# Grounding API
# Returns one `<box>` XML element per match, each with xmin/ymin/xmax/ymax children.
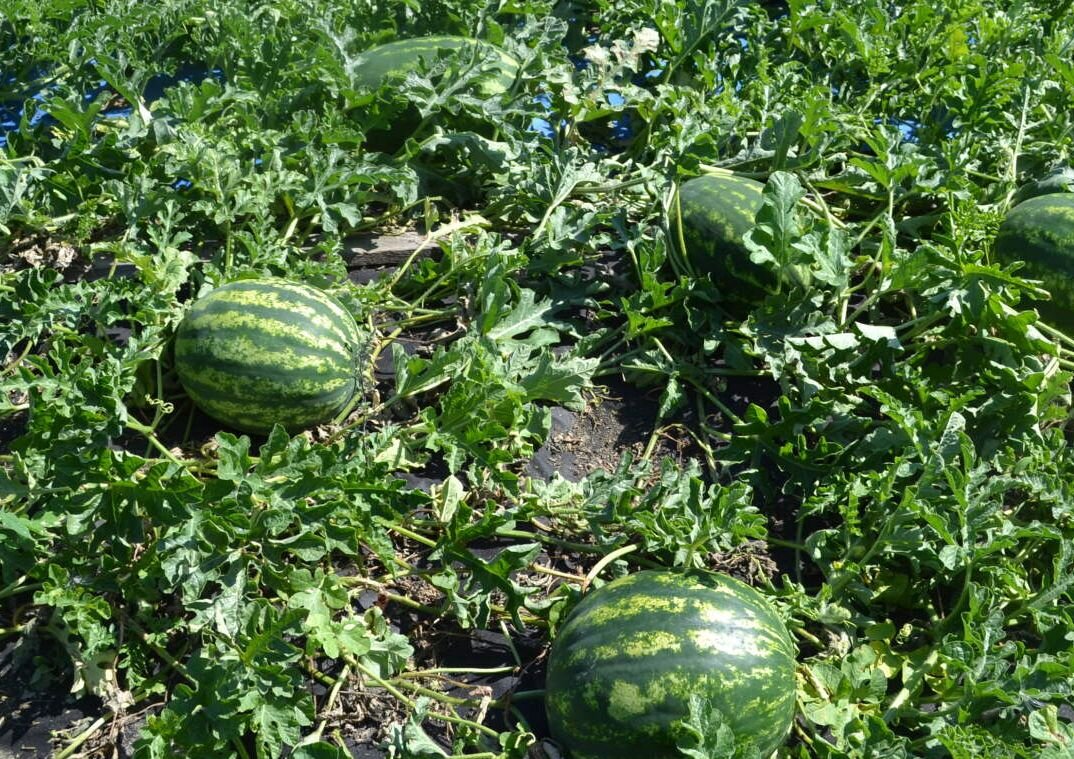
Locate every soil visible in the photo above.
<box><xmin>525</xmin><ymin>382</ymin><xmax>674</xmax><ymax>483</ymax></box>
<box><xmin>0</xmin><ymin>639</ymin><xmax>104</xmax><ymax>758</ymax></box>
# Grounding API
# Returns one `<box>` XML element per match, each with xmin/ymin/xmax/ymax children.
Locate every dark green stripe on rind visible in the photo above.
<box><xmin>353</xmin><ymin>35</ymin><xmax>519</xmax><ymax>96</ymax></box>
<box><xmin>188</xmin><ymin>281</ymin><xmax>358</xmax><ymax>350</ymax></box>
<box><xmin>179</xmin><ymin>375</ymin><xmax>353</xmax><ymax>434</ymax></box>
<box><xmin>545</xmin><ymin>571</ymin><xmax>796</xmax><ymax>759</ymax></box>
<box><xmin>175</xmin><ymin>324</ymin><xmax>347</xmax><ymax>369</ymax></box>
<box><xmin>175</xmin><ymin>308</ymin><xmax>352</xmax><ymax>367</ymax></box>
<box><xmin>174</xmin><ymin>279</ymin><xmax>363</xmax><ymax>434</ymax></box>
<box><xmin>994</xmin><ymin>193</ymin><xmax>1074</xmax><ymax>328</ymax></box>
<box><xmin>672</xmin><ymin>174</ymin><xmax>774</xmax><ymax>304</ymax></box>
<box><xmin>176</xmin><ymin>358</ymin><xmax>355</xmax><ymax>404</ymax></box>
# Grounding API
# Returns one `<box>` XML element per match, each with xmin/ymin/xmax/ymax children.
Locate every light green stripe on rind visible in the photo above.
<box><xmin>175</xmin><ymin>327</ymin><xmax>351</xmax><ymax>376</ymax></box>
<box><xmin>178</xmin><ymin>362</ymin><xmax>357</xmax><ymax>434</ymax></box>
<box><xmin>174</xmin><ymin>279</ymin><xmax>363</xmax><ymax>434</ymax></box>
<box><xmin>179</xmin><ymin>364</ymin><xmax>354</xmax><ymax>403</ymax></box>
<box><xmin>188</xmin><ymin>280</ymin><xmax>359</xmax><ymax>351</ymax></box>
<box><xmin>179</xmin><ymin>361</ymin><xmax>354</xmax><ymax>402</ymax></box>
<box><xmin>545</xmin><ymin>571</ymin><xmax>796</xmax><ymax>759</ymax></box>
<box><xmin>175</xmin><ymin>327</ymin><xmax>347</xmax><ymax>372</ymax></box>
<box><xmin>672</xmin><ymin>174</ymin><xmax>774</xmax><ymax>304</ymax></box>
<box><xmin>222</xmin><ymin>278</ymin><xmax>358</xmax><ymax>335</ymax></box>
<box><xmin>185</xmin><ymin>390</ymin><xmax>350</xmax><ymax>434</ymax></box>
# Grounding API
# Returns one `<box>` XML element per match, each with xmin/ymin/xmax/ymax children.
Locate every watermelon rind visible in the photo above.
<box><xmin>352</xmin><ymin>35</ymin><xmax>519</xmax><ymax>97</ymax></box>
<box><xmin>671</xmin><ymin>174</ymin><xmax>774</xmax><ymax>304</ymax></box>
<box><xmin>994</xmin><ymin>192</ymin><xmax>1074</xmax><ymax>329</ymax></box>
<box><xmin>544</xmin><ymin>570</ymin><xmax>797</xmax><ymax>759</ymax></box>
<box><xmin>174</xmin><ymin>278</ymin><xmax>365</xmax><ymax>434</ymax></box>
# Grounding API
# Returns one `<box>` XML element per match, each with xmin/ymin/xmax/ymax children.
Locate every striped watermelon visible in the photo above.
<box><xmin>353</xmin><ymin>35</ymin><xmax>519</xmax><ymax>154</ymax></box>
<box><xmin>994</xmin><ymin>193</ymin><xmax>1074</xmax><ymax>329</ymax></box>
<box><xmin>671</xmin><ymin>174</ymin><xmax>774</xmax><ymax>304</ymax></box>
<box><xmin>545</xmin><ymin>571</ymin><xmax>796</xmax><ymax>759</ymax></box>
<box><xmin>174</xmin><ymin>279</ymin><xmax>365</xmax><ymax>434</ymax></box>
<box><xmin>354</xmin><ymin>35</ymin><xmax>519</xmax><ymax>97</ymax></box>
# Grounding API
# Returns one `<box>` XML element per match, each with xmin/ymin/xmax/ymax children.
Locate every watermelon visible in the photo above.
<box><xmin>671</xmin><ymin>174</ymin><xmax>774</xmax><ymax>304</ymax></box>
<box><xmin>545</xmin><ymin>571</ymin><xmax>796</xmax><ymax>759</ymax></box>
<box><xmin>353</xmin><ymin>35</ymin><xmax>519</xmax><ymax>154</ymax></box>
<box><xmin>353</xmin><ymin>35</ymin><xmax>519</xmax><ymax>97</ymax></box>
<box><xmin>993</xmin><ymin>193</ymin><xmax>1074</xmax><ymax>328</ymax></box>
<box><xmin>174</xmin><ymin>278</ymin><xmax>365</xmax><ymax>434</ymax></box>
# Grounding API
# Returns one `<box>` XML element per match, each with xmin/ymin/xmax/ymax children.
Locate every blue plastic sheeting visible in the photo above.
<box><xmin>0</xmin><ymin>64</ymin><xmax>225</xmax><ymax>147</ymax></box>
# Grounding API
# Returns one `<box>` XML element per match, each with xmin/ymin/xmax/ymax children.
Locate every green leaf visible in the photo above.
<box><xmin>485</xmin><ymin>289</ymin><xmax>558</xmax><ymax>342</ymax></box>
<box><xmin>743</xmin><ymin>171</ymin><xmax>811</xmax><ymax>289</ymax></box>
<box><xmin>385</xmin><ymin>698</ymin><xmax>449</xmax><ymax>758</ymax></box>
<box><xmin>672</xmin><ymin>693</ymin><xmax>760</xmax><ymax>759</ymax></box>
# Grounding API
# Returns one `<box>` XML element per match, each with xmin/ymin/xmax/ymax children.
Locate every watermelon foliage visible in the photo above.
<box><xmin>174</xmin><ymin>278</ymin><xmax>368</xmax><ymax>434</ymax></box>
<box><xmin>545</xmin><ymin>571</ymin><xmax>797</xmax><ymax>759</ymax></box>
<box><xmin>994</xmin><ymin>193</ymin><xmax>1074</xmax><ymax>328</ymax></box>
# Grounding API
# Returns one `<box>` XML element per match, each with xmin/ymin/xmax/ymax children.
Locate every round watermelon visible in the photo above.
<box><xmin>353</xmin><ymin>35</ymin><xmax>519</xmax><ymax>97</ymax></box>
<box><xmin>174</xmin><ymin>278</ymin><xmax>365</xmax><ymax>434</ymax></box>
<box><xmin>670</xmin><ymin>174</ymin><xmax>774</xmax><ymax>304</ymax></box>
<box><xmin>353</xmin><ymin>35</ymin><xmax>519</xmax><ymax>154</ymax></box>
<box><xmin>993</xmin><ymin>193</ymin><xmax>1074</xmax><ymax>329</ymax></box>
<box><xmin>545</xmin><ymin>570</ymin><xmax>796</xmax><ymax>759</ymax></box>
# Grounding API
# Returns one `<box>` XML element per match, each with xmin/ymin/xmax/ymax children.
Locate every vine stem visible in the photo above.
<box><xmin>766</xmin><ymin>537</ymin><xmax>808</xmax><ymax>552</ymax></box>
<box><xmin>0</xmin><ymin>576</ymin><xmax>42</xmax><ymax>601</ymax></box>
<box><xmin>787</xmin><ymin>621</ymin><xmax>824</xmax><ymax>647</ymax></box>
<box><xmin>1000</xmin><ymin>84</ymin><xmax>1033</xmax><ymax>211</ymax></box>
<box><xmin>1036</xmin><ymin>320</ymin><xmax>1074</xmax><ymax>350</ymax></box>
<box><xmin>124</xmin><ymin>419</ymin><xmax>186</xmax><ymax>467</ymax></box>
<box><xmin>54</xmin><ymin>682</ymin><xmax>155</xmax><ymax>759</ymax></box>
<box><xmin>531</xmin><ymin>564</ymin><xmax>587</xmax><ymax>582</ymax></box>
<box><xmin>351</xmin><ymin>660</ymin><xmax>501</xmax><ymax>739</ymax></box>
<box><xmin>583</xmin><ymin>544</ymin><xmax>638</xmax><ymax>590</ymax></box>
<box><xmin>493</xmin><ymin>528</ymin><xmax>604</xmax><ymax>553</ymax></box>
<box><xmin>399</xmin><ymin>666</ymin><xmax>516</xmax><ymax>678</ymax></box>
<box><xmin>313</xmin><ymin>663</ymin><xmax>531</xmax><ymax>710</ymax></box>
<box><xmin>1</xmin><ymin>339</ymin><xmax>34</xmax><ymax>377</ymax></box>
<box><xmin>340</xmin><ymin>576</ymin><xmax>440</xmax><ymax>615</ymax></box>
<box><xmin>386</xmin><ymin>214</ymin><xmax>490</xmax><ymax>290</ymax></box>
<box><xmin>388</xmin><ymin>522</ymin><xmax>438</xmax><ymax>548</ymax></box>
<box><xmin>883</xmin><ymin>648</ymin><xmax>940</xmax><ymax>723</ymax></box>
<box><xmin>492</xmin><ymin>527</ymin><xmax>664</xmax><ymax>569</ymax></box>
<box><xmin>299</xmin><ymin>664</ymin><xmax>350</xmax><ymax>748</ymax></box>
<box><xmin>499</xmin><ymin>619</ymin><xmax>524</xmax><ymax>668</ymax></box>
<box><xmin>55</xmin><ymin>716</ymin><xmax>110</xmax><ymax>759</ymax></box>
<box><xmin>569</xmin><ymin>174</ymin><xmax>649</xmax><ymax>196</ymax></box>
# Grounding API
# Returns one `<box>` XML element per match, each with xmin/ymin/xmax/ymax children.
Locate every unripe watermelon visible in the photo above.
<box><xmin>545</xmin><ymin>570</ymin><xmax>797</xmax><ymax>759</ymax></box>
<box><xmin>353</xmin><ymin>35</ymin><xmax>519</xmax><ymax>97</ymax></box>
<box><xmin>671</xmin><ymin>174</ymin><xmax>774</xmax><ymax>304</ymax></box>
<box><xmin>174</xmin><ymin>279</ymin><xmax>365</xmax><ymax>434</ymax></box>
<box><xmin>994</xmin><ymin>193</ymin><xmax>1074</xmax><ymax>328</ymax></box>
